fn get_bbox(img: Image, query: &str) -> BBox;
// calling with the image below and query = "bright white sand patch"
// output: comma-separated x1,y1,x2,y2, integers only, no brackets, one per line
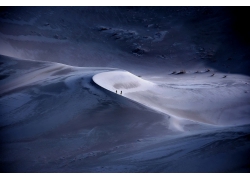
93,70,250,126
93,70,155,94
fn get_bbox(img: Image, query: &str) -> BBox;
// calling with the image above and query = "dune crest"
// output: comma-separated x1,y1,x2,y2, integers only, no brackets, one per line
93,70,250,126
93,71,155,94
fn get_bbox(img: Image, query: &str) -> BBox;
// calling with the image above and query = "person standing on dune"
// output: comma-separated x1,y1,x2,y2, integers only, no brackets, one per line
116,90,117,93
121,90,122,95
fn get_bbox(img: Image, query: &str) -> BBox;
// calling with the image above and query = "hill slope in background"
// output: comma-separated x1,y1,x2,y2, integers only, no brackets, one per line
0,7,249,75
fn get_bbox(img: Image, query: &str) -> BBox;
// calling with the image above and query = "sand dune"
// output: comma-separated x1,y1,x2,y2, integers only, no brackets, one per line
1,55,250,172
93,70,250,126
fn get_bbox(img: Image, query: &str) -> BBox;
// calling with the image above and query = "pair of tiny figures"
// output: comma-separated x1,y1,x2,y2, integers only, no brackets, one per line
116,90,122,95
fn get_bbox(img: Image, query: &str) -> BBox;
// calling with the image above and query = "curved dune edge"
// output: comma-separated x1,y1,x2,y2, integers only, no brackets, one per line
93,70,155,95
93,70,250,126
92,70,202,125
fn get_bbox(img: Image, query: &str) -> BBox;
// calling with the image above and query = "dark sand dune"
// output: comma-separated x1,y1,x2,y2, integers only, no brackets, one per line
0,55,169,172
0,7,249,76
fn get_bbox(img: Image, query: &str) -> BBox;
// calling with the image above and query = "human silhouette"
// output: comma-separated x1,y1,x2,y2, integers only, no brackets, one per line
120,90,122,95
116,90,117,93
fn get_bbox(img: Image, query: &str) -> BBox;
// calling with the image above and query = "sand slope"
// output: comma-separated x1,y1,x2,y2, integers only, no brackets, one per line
1,55,250,172
93,70,250,126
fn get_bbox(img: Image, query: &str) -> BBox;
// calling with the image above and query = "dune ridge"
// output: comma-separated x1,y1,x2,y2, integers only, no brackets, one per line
93,70,250,126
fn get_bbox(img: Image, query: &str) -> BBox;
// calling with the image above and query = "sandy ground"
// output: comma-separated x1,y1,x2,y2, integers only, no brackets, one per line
93,70,250,126
0,55,250,172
